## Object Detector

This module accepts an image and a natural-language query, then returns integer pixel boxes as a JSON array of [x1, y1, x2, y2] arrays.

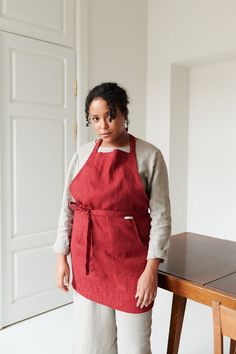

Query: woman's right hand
[[56, 254, 70, 292]]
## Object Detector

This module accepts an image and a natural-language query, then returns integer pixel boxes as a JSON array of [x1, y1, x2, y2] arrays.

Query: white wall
[[147, 1, 236, 353], [75, 0, 161, 351], [78, 0, 148, 143], [147, 0, 236, 159], [188, 60, 236, 239]]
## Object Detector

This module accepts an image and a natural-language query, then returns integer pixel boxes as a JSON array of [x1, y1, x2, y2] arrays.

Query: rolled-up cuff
[[146, 248, 168, 262], [51, 242, 71, 256], [146, 225, 171, 263]]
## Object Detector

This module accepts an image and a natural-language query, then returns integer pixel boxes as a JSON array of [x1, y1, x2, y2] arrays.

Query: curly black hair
[[85, 82, 129, 130]]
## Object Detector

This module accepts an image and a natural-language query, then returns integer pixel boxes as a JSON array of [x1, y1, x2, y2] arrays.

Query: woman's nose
[[100, 117, 109, 128]]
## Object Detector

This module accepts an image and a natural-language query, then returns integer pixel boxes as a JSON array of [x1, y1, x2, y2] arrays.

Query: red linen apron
[[69, 133, 154, 313]]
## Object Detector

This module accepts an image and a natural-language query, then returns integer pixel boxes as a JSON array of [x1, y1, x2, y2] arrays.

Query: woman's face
[[88, 98, 127, 145]]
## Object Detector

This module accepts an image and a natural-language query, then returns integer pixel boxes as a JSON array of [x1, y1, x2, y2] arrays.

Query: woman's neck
[[100, 133, 130, 148]]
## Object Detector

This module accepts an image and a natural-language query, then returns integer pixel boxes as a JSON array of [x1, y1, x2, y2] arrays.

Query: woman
[[52, 82, 171, 354]]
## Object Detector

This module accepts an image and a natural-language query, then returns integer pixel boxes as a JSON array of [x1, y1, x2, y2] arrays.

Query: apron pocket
[[107, 215, 149, 258], [133, 214, 151, 247]]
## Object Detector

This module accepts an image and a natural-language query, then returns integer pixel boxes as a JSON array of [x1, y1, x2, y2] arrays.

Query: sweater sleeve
[[146, 149, 172, 262], [51, 152, 79, 255]]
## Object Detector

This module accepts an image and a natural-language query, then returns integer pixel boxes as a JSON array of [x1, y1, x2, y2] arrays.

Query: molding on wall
[[75, 0, 88, 147]]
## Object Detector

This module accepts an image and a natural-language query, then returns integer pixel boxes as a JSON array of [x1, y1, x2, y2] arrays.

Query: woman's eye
[[92, 117, 99, 122], [107, 114, 112, 122]]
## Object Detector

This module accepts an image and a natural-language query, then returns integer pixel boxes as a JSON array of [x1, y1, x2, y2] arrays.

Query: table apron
[[158, 273, 236, 310]]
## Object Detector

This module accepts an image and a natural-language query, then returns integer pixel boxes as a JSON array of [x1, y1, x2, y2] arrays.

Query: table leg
[[166, 294, 187, 354], [230, 339, 236, 354]]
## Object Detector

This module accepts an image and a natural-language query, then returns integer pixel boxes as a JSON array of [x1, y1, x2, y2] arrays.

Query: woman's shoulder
[[66, 139, 95, 169], [135, 136, 167, 172], [77, 139, 96, 154], [135, 136, 162, 158]]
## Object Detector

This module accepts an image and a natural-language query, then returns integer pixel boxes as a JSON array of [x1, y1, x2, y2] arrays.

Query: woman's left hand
[[135, 259, 160, 308]]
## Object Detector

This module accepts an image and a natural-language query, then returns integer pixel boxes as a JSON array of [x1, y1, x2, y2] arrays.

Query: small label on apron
[[124, 216, 133, 219]]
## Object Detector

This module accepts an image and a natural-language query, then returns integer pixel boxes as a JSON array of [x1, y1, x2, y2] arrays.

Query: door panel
[[11, 49, 66, 106], [13, 246, 55, 300], [12, 116, 64, 235], [0, 0, 74, 47]]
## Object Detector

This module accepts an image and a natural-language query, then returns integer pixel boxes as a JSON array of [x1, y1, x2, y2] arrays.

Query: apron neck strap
[[129, 133, 135, 155]]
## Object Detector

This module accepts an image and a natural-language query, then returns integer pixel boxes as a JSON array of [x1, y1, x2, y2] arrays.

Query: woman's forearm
[[145, 258, 161, 271]]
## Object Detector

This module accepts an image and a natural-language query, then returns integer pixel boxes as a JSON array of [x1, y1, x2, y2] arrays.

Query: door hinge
[[74, 80, 78, 96]]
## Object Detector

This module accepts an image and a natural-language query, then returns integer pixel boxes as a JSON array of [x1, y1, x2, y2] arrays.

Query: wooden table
[[158, 232, 236, 354]]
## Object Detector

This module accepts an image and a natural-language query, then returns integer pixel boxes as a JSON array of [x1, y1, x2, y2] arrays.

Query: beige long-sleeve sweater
[[52, 136, 172, 262]]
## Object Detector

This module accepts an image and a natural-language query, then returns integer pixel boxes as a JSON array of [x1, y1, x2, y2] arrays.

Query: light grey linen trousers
[[72, 289, 152, 354]]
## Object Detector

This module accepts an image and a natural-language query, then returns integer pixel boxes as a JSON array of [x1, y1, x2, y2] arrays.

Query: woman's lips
[[101, 133, 111, 137]]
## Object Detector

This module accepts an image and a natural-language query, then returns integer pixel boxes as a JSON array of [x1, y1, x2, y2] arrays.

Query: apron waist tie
[[69, 201, 150, 275]]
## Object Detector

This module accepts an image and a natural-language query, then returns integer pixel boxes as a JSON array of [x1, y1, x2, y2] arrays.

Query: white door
[[0, 0, 75, 47], [0, 31, 75, 328]]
